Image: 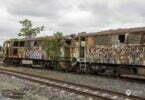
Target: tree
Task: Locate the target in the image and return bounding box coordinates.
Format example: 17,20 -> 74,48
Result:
42,32 -> 66,59
18,19 -> 44,38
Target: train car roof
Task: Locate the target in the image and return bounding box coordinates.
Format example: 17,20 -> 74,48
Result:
84,27 -> 145,37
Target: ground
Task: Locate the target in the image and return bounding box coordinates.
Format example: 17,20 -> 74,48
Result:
0,74 -> 91,100
0,65 -> 145,99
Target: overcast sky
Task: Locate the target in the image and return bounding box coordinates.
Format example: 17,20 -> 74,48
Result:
0,0 -> 145,45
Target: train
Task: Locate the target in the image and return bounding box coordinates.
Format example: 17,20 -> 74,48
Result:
2,27 -> 145,76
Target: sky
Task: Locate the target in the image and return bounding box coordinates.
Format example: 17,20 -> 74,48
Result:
0,0 -> 145,45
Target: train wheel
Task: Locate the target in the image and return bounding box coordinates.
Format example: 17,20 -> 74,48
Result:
74,63 -> 90,74
90,64 -> 103,74
59,61 -> 75,72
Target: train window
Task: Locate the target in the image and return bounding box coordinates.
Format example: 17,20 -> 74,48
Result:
25,41 -> 34,47
118,35 -> 125,43
20,41 -> 25,47
96,35 -> 112,45
13,41 -> 19,47
141,34 -> 145,44
25,41 -> 31,47
111,35 -> 118,44
127,33 -> 141,44
80,37 -> 85,41
66,40 -> 71,45
34,41 -> 38,46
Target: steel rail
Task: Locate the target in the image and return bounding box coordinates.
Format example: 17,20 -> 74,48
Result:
0,68 -> 144,100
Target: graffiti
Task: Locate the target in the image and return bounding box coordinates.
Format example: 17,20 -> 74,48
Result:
26,49 -> 43,59
86,45 -> 145,65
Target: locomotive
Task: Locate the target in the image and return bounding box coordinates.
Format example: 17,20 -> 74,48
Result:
3,27 -> 145,76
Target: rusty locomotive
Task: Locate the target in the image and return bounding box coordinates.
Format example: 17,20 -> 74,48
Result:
3,27 -> 145,76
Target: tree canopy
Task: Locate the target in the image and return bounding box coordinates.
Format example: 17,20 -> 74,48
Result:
42,32 -> 66,59
18,19 -> 44,37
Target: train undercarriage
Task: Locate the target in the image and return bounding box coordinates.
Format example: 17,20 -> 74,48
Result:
3,57 -> 145,77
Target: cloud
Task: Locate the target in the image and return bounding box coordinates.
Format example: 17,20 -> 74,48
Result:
3,0 -> 73,19
0,0 -> 145,45
0,7 -> 19,42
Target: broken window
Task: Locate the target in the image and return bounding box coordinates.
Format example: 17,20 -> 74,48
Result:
118,35 -> 125,43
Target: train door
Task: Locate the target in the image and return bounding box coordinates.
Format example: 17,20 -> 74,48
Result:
80,47 -> 85,58
80,36 -> 85,59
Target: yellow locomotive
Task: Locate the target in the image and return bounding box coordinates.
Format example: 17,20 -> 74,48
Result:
3,27 -> 145,76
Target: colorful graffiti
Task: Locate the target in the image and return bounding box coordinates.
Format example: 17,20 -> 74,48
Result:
86,45 -> 145,65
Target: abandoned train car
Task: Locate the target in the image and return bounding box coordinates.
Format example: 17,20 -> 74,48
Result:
3,27 -> 145,76
85,27 -> 145,75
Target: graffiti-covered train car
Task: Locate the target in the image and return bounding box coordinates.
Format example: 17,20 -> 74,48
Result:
3,27 -> 145,76
84,27 -> 145,75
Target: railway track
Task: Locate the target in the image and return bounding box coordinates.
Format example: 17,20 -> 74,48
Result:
3,62 -> 145,85
93,74 -> 145,84
0,68 -> 144,100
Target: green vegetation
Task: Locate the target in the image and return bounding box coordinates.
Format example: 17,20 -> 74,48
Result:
42,32 -> 65,59
18,19 -> 44,38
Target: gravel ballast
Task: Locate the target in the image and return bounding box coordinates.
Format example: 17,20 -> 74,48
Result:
0,64 -> 145,98
0,74 -> 93,100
